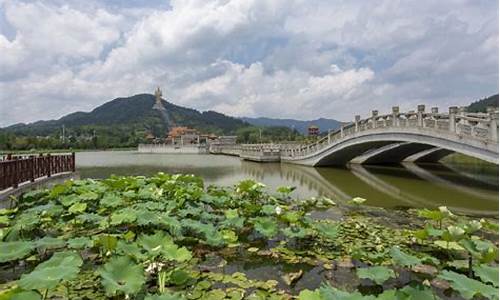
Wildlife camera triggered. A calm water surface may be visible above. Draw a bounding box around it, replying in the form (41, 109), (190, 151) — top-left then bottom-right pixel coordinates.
(76, 151), (498, 216)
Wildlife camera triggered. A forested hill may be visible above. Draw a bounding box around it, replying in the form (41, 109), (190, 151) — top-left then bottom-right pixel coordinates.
(0, 94), (299, 150)
(3, 94), (248, 137)
(467, 94), (498, 112)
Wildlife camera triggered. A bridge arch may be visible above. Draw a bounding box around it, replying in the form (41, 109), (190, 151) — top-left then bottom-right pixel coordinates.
(281, 106), (499, 166)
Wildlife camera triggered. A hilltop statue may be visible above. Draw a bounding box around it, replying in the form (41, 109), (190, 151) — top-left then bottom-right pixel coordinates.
(153, 86), (166, 111)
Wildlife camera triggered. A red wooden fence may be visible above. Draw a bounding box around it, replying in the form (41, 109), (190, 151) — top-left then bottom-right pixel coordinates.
(0, 153), (75, 190)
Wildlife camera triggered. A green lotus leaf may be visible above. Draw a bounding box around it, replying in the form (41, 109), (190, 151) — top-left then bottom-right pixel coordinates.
(76, 213), (105, 224)
(390, 246), (421, 267)
(110, 208), (138, 225)
(298, 289), (322, 300)
(11, 290), (42, 300)
(67, 237), (94, 249)
(282, 226), (308, 239)
(116, 241), (148, 261)
(19, 251), (83, 291)
(314, 222), (340, 240)
(253, 217), (278, 238)
(138, 232), (173, 256)
(356, 266), (396, 285)
(261, 205), (277, 215)
(58, 194), (79, 207)
(98, 256), (145, 297)
(169, 269), (190, 285)
(318, 283), (375, 299)
(473, 264), (499, 287)
(100, 194), (124, 208)
(394, 285), (436, 300)
(96, 234), (118, 253)
(0, 215), (10, 225)
(417, 208), (446, 221)
(438, 270), (499, 299)
(0, 240), (34, 263)
(145, 293), (185, 300)
(68, 202), (87, 214)
(35, 236), (66, 251)
(79, 191), (99, 201)
(163, 244), (192, 262)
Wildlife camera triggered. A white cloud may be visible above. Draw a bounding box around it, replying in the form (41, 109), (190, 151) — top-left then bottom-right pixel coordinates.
(0, 0), (497, 126)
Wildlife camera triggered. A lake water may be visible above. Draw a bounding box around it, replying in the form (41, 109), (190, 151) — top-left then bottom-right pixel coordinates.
(76, 151), (498, 216)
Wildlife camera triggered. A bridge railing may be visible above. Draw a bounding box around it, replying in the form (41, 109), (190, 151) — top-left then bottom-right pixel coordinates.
(281, 105), (499, 159)
(0, 153), (76, 190)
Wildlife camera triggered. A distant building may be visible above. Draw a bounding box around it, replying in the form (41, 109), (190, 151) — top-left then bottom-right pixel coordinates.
(308, 125), (319, 136)
(165, 127), (201, 145)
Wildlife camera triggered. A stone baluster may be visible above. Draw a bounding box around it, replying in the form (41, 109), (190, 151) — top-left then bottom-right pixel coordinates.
(392, 106), (399, 127)
(340, 125), (344, 138)
(372, 110), (378, 128)
(449, 106), (458, 134)
(355, 115), (360, 132)
(488, 107), (498, 142)
(431, 107), (438, 128)
(417, 104), (425, 127)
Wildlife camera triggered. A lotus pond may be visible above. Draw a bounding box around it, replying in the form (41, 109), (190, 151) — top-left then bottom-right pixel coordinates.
(0, 173), (498, 299)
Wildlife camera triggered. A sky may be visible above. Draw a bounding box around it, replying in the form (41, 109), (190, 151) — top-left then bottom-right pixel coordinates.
(0, 0), (498, 127)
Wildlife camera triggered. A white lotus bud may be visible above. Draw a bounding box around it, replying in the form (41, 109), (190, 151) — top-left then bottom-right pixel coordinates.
(275, 206), (282, 215)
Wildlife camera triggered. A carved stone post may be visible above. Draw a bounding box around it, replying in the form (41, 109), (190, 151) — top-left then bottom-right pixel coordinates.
(431, 107), (438, 128)
(488, 108), (498, 142)
(392, 106), (399, 127)
(340, 125), (344, 138)
(355, 115), (360, 132)
(372, 110), (378, 128)
(449, 106), (458, 134)
(417, 105), (425, 127)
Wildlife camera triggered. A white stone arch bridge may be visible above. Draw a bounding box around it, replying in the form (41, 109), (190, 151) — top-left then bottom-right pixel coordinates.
(277, 105), (499, 166)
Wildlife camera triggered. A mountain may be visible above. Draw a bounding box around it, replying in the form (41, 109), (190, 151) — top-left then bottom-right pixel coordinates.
(3, 94), (248, 137)
(467, 94), (499, 113)
(240, 117), (342, 135)
(0, 94), (299, 150)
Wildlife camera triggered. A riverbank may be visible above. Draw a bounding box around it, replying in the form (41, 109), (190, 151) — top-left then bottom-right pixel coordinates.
(0, 147), (136, 155)
(0, 173), (497, 299)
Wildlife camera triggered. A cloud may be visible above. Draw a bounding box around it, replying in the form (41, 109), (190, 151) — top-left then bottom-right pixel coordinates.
(0, 0), (498, 127)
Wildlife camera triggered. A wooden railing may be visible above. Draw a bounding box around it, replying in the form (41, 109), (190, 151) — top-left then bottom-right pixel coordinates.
(0, 153), (75, 190)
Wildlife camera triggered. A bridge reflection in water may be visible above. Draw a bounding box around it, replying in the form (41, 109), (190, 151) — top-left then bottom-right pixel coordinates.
(76, 151), (498, 216)
(238, 161), (498, 216)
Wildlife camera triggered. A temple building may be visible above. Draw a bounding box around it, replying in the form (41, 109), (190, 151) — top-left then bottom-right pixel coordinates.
(308, 125), (320, 136)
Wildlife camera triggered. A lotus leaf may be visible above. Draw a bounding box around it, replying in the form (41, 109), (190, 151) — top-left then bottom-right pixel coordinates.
(18, 251), (83, 291)
(67, 237), (93, 249)
(110, 208), (138, 225)
(98, 256), (145, 297)
(35, 236), (66, 251)
(58, 194), (79, 207)
(169, 269), (190, 285)
(100, 194), (123, 208)
(0, 240), (34, 263)
(314, 222), (340, 240)
(11, 290), (42, 300)
(390, 246), (421, 267)
(356, 266), (396, 285)
(253, 217), (278, 238)
(145, 293), (185, 300)
(78, 191), (99, 201)
(68, 202), (87, 214)
(438, 270), (499, 299)
(473, 264), (499, 287)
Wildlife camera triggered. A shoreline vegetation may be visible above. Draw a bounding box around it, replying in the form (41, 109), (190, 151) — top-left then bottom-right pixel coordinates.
(0, 173), (498, 299)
